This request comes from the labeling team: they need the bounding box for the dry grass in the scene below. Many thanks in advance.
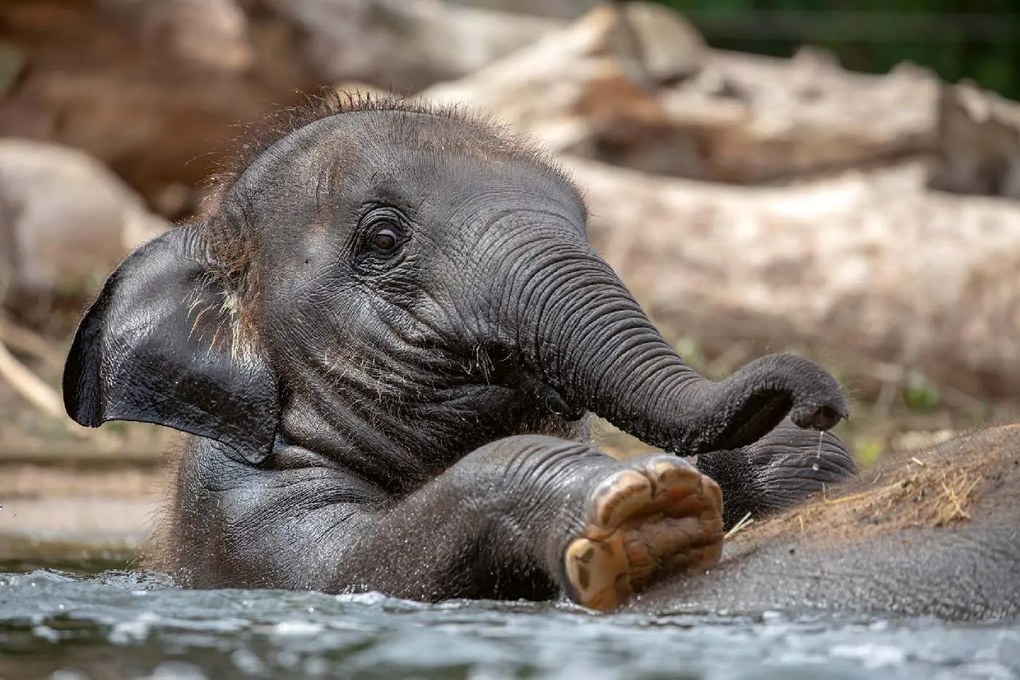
[816,459,984,529]
[723,512,754,540]
[735,427,1019,551]
[935,468,981,523]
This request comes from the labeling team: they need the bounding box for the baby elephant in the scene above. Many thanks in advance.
[63,97,854,610]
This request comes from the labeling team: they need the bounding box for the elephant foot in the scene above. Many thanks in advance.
[563,456,724,611]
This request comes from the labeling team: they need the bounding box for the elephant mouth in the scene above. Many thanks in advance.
[460,349,586,423]
[518,372,586,421]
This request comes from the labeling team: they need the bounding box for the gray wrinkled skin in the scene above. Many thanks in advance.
[637,426,1020,621]
[64,97,874,608]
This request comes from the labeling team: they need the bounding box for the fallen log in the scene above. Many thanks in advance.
[0,339,62,418]
[423,4,938,183]
[930,81,1020,199]
[0,317,65,370]
[564,156,1020,397]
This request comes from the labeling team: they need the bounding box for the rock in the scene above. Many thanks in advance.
[257,0,562,94]
[103,0,255,73]
[930,81,1020,199]
[0,140,170,329]
[0,0,312,210]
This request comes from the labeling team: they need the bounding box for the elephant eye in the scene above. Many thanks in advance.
[370,226,400,254]
[357,208,408,264]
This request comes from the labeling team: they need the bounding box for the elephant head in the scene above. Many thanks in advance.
[64,96,846,490]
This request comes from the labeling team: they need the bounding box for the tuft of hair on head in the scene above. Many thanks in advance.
[203,88,568,216]
[203,89,397,211]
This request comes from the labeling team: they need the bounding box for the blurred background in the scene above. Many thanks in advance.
[1,0,1018,566]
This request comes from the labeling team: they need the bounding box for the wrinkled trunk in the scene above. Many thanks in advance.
[504,241,845,455]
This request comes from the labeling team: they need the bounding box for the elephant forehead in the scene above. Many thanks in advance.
[223,108,580,218]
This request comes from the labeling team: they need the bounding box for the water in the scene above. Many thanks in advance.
[1,570,1018,680]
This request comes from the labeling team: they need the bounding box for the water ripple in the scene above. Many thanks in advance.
[0,570,1017,679]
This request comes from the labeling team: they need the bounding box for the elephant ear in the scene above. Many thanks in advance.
[62,223,279,464]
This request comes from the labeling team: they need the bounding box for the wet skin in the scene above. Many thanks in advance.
[63,97,854,609]
[635,425,1020,621]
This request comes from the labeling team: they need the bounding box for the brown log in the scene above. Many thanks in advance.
[423,4,937,183]
[421,4,695,154]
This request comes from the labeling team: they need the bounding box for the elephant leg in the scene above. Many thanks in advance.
[694,417,857,529]
[337,436,725,609]
[165,435,724,610]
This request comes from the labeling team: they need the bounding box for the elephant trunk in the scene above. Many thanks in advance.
[504,243,846,455]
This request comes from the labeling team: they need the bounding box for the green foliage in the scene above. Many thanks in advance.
[853,436,885,467]
[654,0,1020,99]
[904,369,941,411]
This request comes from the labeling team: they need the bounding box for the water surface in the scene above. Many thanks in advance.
[1,570,1018,679]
